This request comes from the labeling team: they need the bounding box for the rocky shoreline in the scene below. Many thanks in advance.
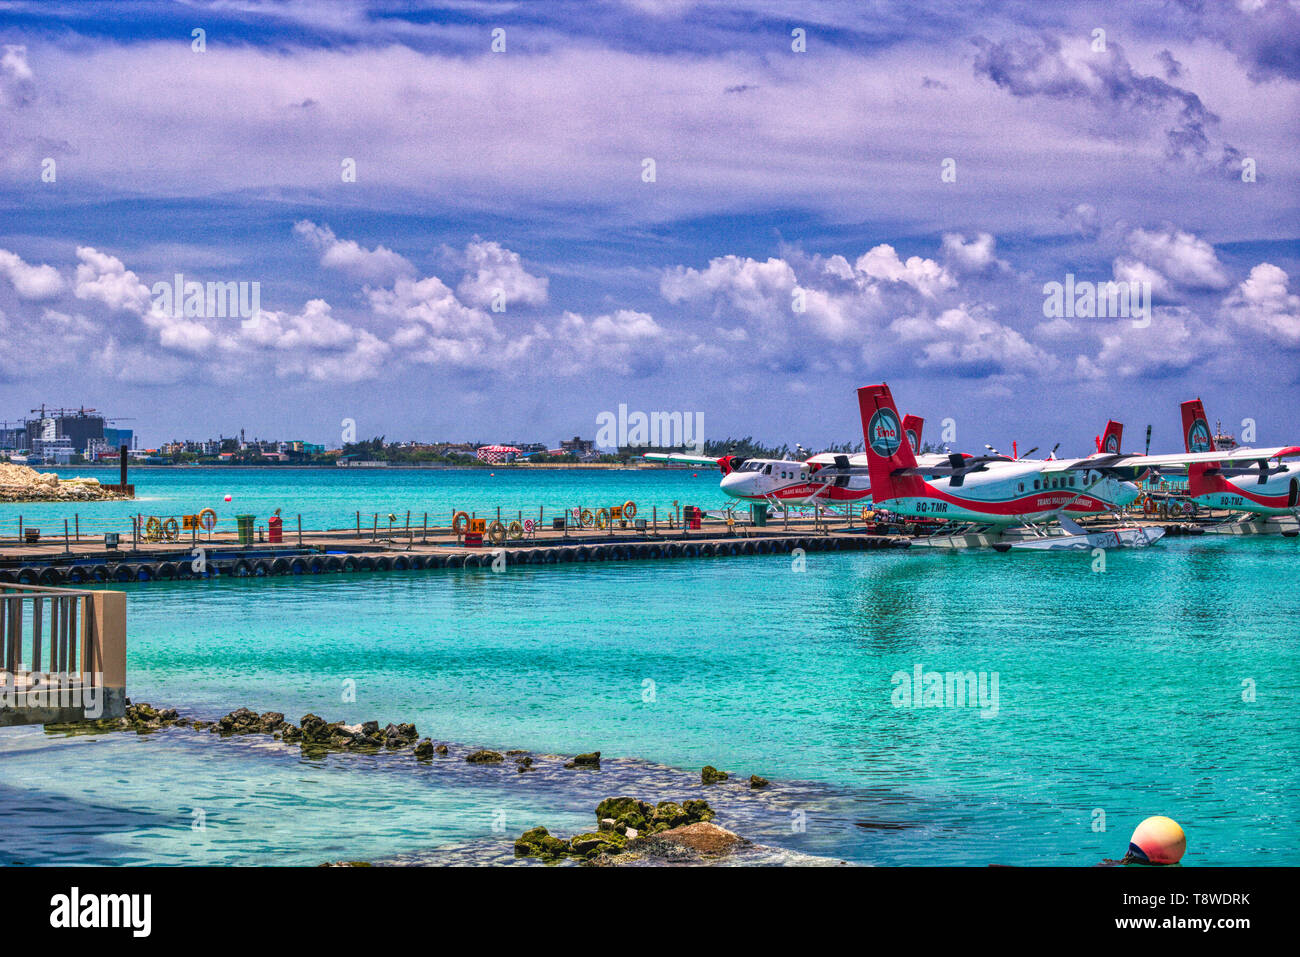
[46,701,794,866]
[0,462,132,502]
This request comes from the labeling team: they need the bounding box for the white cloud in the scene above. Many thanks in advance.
[941,232,1004,273]
[1123,227,1230,292]
[0,248,64,300]
[293,220,414,284]
[454,239,549,309]
[1221,263,1300,346]
[855,244,954,297]
[72,246,151,313]
[521,309,667,376]
[890,305,1049,376]
[241,298,358,351]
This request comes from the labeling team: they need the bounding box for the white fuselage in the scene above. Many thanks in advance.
[884,460,1140,525]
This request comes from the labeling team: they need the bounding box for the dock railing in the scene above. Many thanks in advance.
[0,583,126,726]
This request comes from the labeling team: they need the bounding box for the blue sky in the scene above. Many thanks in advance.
[1,0,1298,453]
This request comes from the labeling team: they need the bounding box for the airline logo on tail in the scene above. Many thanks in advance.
[902,414,923,455]
[1100,420,1122,454]
[1181,399,1215,453]
[868,408,904,457]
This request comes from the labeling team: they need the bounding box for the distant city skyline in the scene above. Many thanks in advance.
[2,1,1298,454]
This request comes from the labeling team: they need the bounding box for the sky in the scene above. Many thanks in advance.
[1,0,1298,454]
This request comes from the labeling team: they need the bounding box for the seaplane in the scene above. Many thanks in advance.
[1176,398,1300,535]
[642,414,930,512]
[853,383,1164,550]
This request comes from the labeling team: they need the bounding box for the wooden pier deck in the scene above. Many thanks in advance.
[0,512,1210,585]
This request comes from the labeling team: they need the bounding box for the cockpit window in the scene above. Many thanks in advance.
[764,464,773,475]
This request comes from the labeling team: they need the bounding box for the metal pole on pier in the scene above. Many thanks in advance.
[64,518,70,554]
[297,514,303,546]
[355,511,361,539]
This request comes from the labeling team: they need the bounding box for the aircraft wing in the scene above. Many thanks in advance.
[642,452,723,467]
[1040,446,1300,473]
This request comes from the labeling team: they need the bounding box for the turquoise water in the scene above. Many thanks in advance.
[2,527,1296,866]
[3,466,715,539]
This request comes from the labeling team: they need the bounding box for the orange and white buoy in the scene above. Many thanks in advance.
[1128,816,1186,864]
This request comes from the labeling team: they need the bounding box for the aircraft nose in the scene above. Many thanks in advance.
[720,472,750,497]
[1112,480,1140,506]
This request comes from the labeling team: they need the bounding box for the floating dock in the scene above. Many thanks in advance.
[0,515,1209,585]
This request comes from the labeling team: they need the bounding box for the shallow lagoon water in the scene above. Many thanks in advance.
[7,465,714,538]
[2,528,1296,866]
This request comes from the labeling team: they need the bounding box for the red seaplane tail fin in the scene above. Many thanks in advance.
[1099,420,1123,455]
[859,384,926,504]
[902,414,924,454]
[1181,399,1215,454]
[1181,398,1217,497]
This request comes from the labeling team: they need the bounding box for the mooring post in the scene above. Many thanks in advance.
[18,515,23,544]
[372,514,378,542]
[64,518,70,553]
[298,514,303,546]
[405,511,410,542]
[75,513,80,542]
[422,512,428,542]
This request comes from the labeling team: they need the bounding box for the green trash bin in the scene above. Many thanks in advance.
[751,504,768,527]
[235,514,255,545]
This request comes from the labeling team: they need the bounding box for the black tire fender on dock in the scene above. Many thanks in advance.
[156,562,178,580]
[232,559,253,577]
[372,556,391,572]
[391,556,409,571]
[17,567,40,585]
[323,556,343,572]
[309,557,326,573]
[91,565,111,582]
[357,556,375,572]
[271,558,291,575]
[340,556,359,572]
[66,566,89,584]
[112,564,135,583]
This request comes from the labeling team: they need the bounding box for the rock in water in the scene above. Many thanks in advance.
[465,749,504,763]
[565,751,601,769]
[748,775,769,789]
[513,827,570,860]
[644,822,748,856]
[701,765,729,785]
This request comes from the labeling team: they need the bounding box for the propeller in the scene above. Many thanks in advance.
[1145,425,1152,456]
[1022,446,1039,459]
